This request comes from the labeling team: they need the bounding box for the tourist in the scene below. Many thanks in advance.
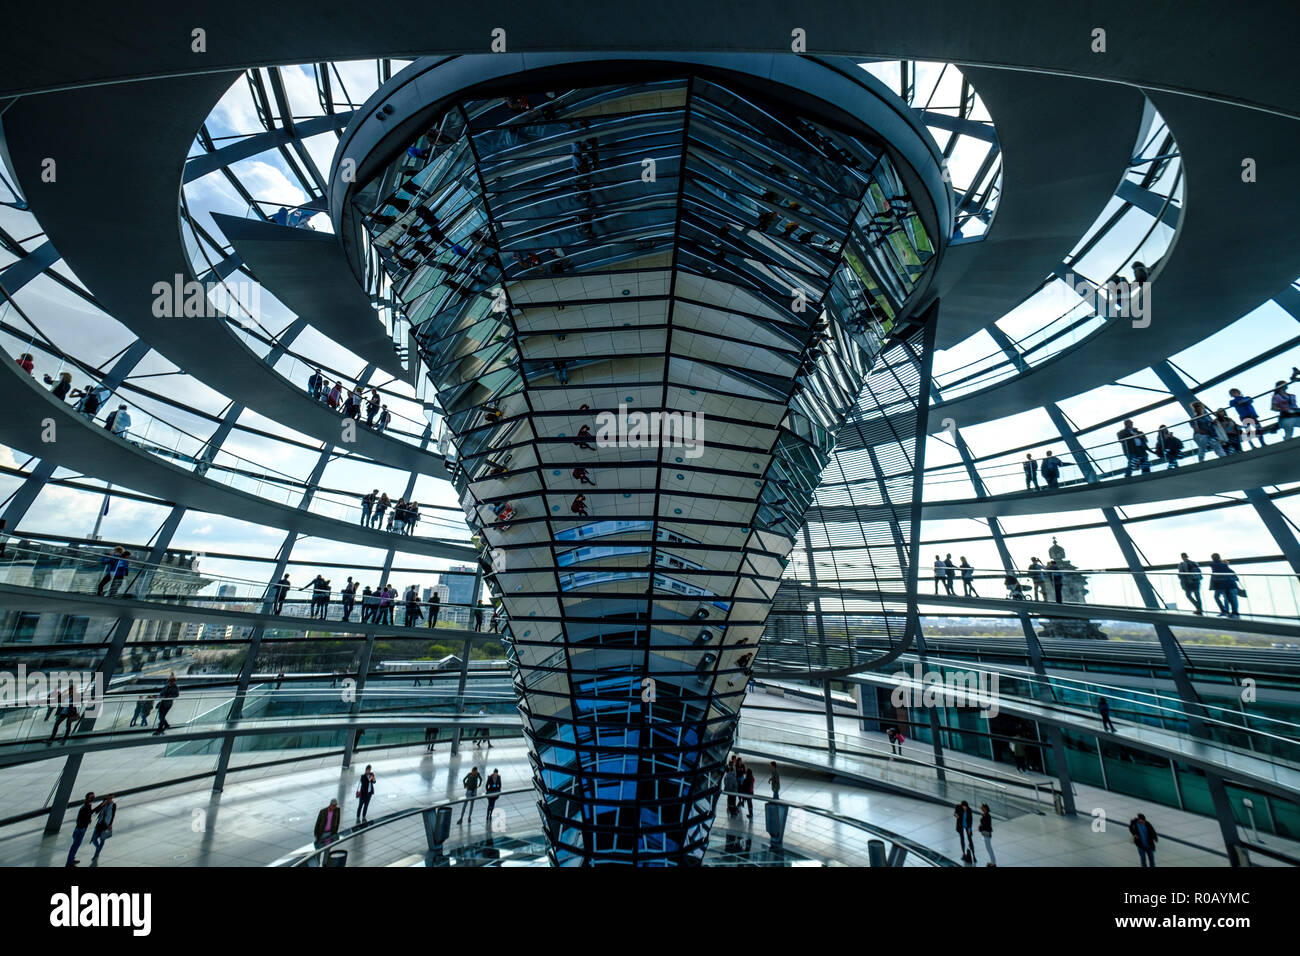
[271,574,290,614]
[366,389,380,427]
[307,368,323,401]
[65,792,96,867]
[103,404,131,438]
[1189,401,1225,461]
[573,466,596,486]
[153,674,179,734]
[403,585,423,627]
[46,370,74,400]
[740,765,756,819]
[1154,424,1183,470]
[314,798,342,844]
[341,577,358,622]
[377,405,392,433]
[355,765,376,824]
[955,801,975,863]
[722,761,738,816]
[1040,450,1063,490]
[944,554,956,595]
[89,794,117,863]
[1213,409,1243,454]
[1272,381,1300,439]
[427,590,440,628]
[1228,387,1265,448]
[571,494,589,517]
[1209,553,1240,618]
[95,547,125,596]
[360,490,377,527]
[768,761,781,799]
[933,555,945,594]
[1129,813,1159,867]
[959,557,978,596]
[485,769,503,823]
[1023,452,1039,491]
[1177,553,1203,615]
[1098,696,1117,733]
[458,767,482,824]
[1028,557,1048,602]
[1117,419,1151,477]
[1047,558,1065,603]
[978,804,997,867]
[16,353,34,375]
[372,493,389,529]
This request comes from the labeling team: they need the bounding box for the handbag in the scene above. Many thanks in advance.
[1237,588,1247,598]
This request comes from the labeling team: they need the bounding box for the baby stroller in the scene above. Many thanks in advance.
[1005,574,1027,600]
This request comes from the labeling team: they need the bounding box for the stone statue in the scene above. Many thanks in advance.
[1037,537,1107,639]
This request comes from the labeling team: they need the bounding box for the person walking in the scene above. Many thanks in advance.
[1011,740,1027,772]
[95,547,125,596]
[89,794,116,863]
[886,726,902,756]
[740,766,756,820]
[1154,424,1183,470]
[933,555,945,595]
[1189,401,1225,461]
[377,405,392,434]
[66,792,96,867]
[427,590,440,628]
[360,490,376,527]
[484,768,503,823]
[103,404,131,439]
[153,674,179,734]
[271,574,290,614]
[458,767,482,824]
[943,554,956,595]
[1129,813,1159,867]
[1117,420,1151,478]
[1098,696,1118,733]
[1209,552,1240,618]
[314,798,342,844]
[1022,453,1039,491]
[1040,450,1063,490]
[355,765,377,824]
[49,683,79,742]
[723,762,738,816]
[1228,388,1265,448]
[959,557,978,596]
[1273,380,1300,440]
[767,761,781,799]
[978,804,997,867]
[1177,553,1203,614]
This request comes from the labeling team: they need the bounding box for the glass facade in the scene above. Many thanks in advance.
[352,67,939,863]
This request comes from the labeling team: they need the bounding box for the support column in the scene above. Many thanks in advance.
[1103,506,1242,861]
[951,424,1076,812]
